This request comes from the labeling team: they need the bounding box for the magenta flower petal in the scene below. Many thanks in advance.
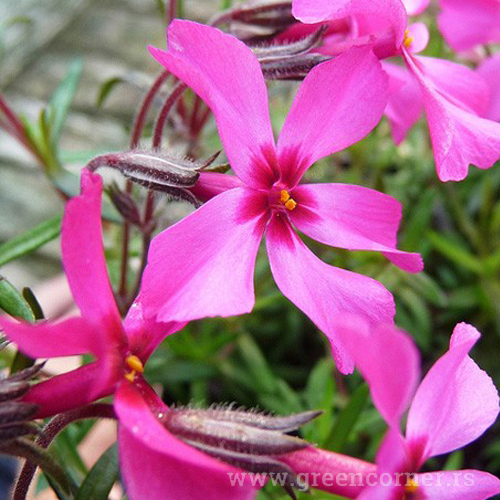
[335,316,420,427]
[382,62,424,144]
[291,183,423,273]
[266,215,396,374]
[478,54,500,122]
[0,316,100,358]
[124,302,185,362]
[22,362,114,418]
[437,0,500,51]
[412,56,491,116]
[141,188,267,323]
[277,47,388,187]
[405,22,429,53]
[149,20,276,189]
[190,172,244,203]
[417,470,500,500]
[402,0,430,15]
[116,382,258,500]
[62,170,122,334]
[406,323,500,461]
[357,429,408,500]
[292,0,408,46]
[403,52,500,181]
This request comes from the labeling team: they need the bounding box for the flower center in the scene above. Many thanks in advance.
[403,476,419,499]
[125,354,144,382]
[279,189,297,211]
[403,29,413,48]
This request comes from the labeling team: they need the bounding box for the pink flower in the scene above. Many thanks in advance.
[115,379,259,500]
[478,53,500,122]
[292,0,500,181]
[142,20,423,374]
[336,317,500,500]
[437,0,500,52]
[0,169,183,417]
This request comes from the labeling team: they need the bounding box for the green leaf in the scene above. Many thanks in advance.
[325,384,370,452]
[75,444,118,500]
[398,287,432,349]
[405,272,447,307]
[0,214,62,266]
[304,357,335,410]
[427,231,483,274]
[403,187,436,250]
[238,333,277,394]
[442,450,464,471]
[49,58,84,147]
[96,77,125,108]
[0,275,35,322]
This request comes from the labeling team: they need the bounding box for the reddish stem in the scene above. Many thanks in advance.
[126,82,187,305]
[0,94,26,140]
[0,94,45,163]
[13,404,115,500]
[152,81,187,150]
[118,70,170,306]
[168,0,177,23]
[130,70,170,149]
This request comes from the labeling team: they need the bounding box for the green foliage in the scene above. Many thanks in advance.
[0,214,62,267]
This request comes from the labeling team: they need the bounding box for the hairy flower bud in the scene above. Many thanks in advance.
[160,405,322,499]
[252,25,327,61]
[261,53,331,80]
[108,183,143,226]
[0,363,42,445]
[87,150,220,206]
[211,1,295,40]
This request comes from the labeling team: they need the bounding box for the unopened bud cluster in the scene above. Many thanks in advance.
[0,363,41,445]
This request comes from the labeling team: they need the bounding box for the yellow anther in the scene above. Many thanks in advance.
[280,189,291,204]
[125,371,136,383]
[126,354,144,374]
[403,29,413,48]
[285,199,297,211]
[405,477,419,494]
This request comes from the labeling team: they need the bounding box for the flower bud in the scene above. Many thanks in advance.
[211,1,295,40]
[108,184,142,226]
[262,53,331,80]
[160,405,321,499]
[87,150,220,205]
[0,364,42,445]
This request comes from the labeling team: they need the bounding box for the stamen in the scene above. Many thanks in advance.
[126,355,144,374]
[280,189,291,203]
[125,355,144,382]
[403,29,413,48]
[405,477,419,494]
[280,190,297,211]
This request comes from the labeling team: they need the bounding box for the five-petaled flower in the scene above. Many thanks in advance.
[140,20,423,374]
[291,0,500,181]
[0,170,182,417]
[335,317,500,500]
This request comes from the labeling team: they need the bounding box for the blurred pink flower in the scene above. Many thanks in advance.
[292,0,500,181]
[0,169,183,417]
[336,317,500,500]
[478,53,500,122]
[437,0,500,52]
[143,20,423,374]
